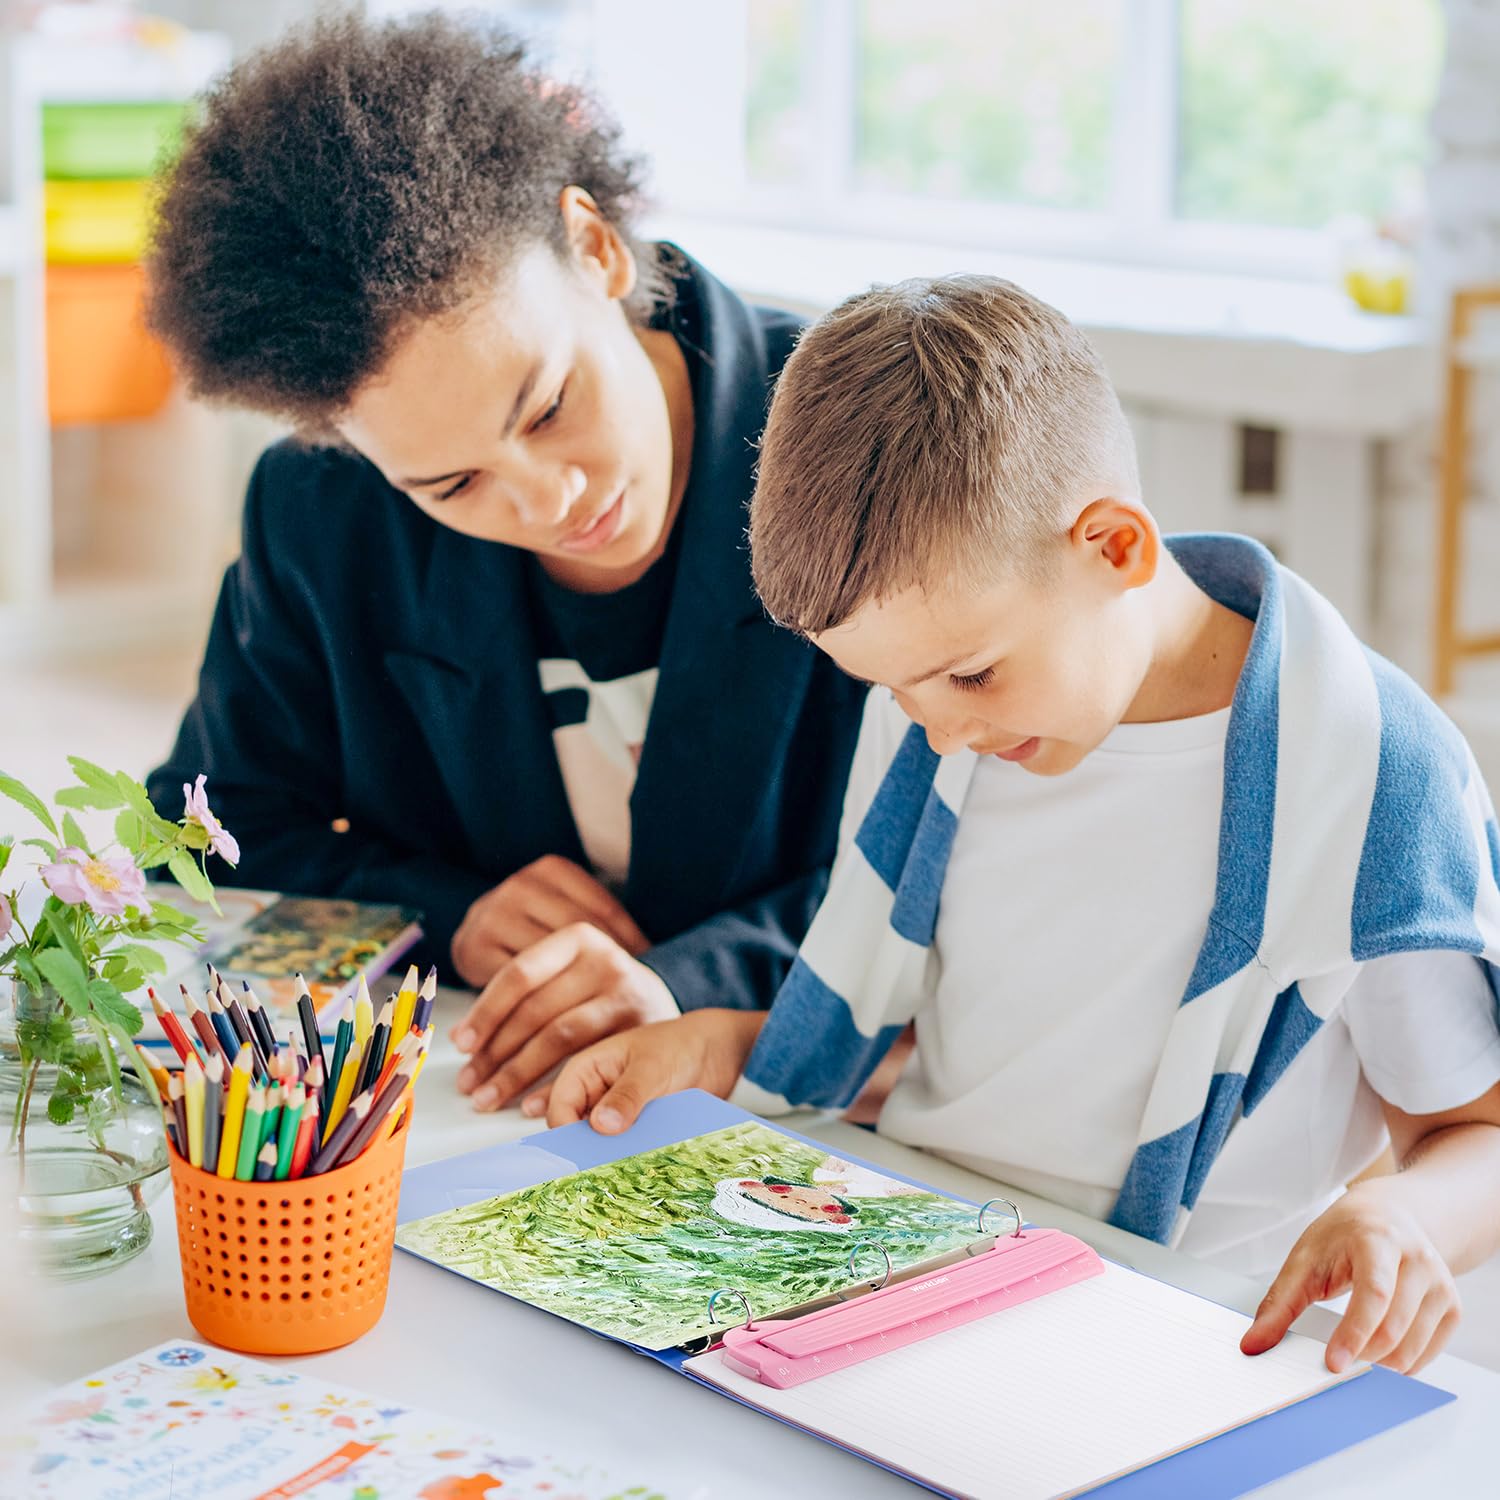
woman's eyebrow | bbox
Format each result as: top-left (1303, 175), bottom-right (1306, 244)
top-left (401, 360), bottom-right (546, 486)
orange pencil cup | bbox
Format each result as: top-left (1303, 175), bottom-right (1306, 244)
top-left (167, 1108), bottom-right (412, 1356)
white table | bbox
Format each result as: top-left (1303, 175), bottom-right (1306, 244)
top-left (5, 989), bottom-right (1496, 1498)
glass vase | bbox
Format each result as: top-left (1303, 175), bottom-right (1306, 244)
top-left (1, 980), bottom-right (167, 1279)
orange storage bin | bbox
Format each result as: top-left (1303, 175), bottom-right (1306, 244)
top-left (167, 1108), bottom-right (412, 1356)
top-left (46, 264), bottom-right (173, 426)
top-left (44, 179), bottom-right (154, 263)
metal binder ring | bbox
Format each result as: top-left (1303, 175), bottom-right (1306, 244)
top-left (846, 1238), bottom-right (893, 1290)
top-left (977, 1197), bottom-right (1024, 1237)
top-left (707, 1288), bottom-right (754, 1332)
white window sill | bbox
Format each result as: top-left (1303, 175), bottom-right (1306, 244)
top-left (651, 216), bottom-right (1438, 438)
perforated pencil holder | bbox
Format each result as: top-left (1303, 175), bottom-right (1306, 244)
top-left (166, 1107), bottom-right (412, 1356)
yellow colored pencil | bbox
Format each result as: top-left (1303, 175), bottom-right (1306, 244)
top-left (322, 1048), bottom-right (362, 1146)
top-left (353, 973), bottom-right (374, 1056)
top-left (184, 1054), bottom-right (205, 1169)
top-left (390, 963), bottom-right (420, 1045)
top-left (217, 1045), bottom-right (253, 1178)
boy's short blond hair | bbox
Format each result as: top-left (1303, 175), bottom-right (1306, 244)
top-left (750, 275), bottom-right (1140, 634)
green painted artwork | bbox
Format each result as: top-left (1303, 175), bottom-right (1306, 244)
top-left (395, 1121), bottom-right (982, 1350)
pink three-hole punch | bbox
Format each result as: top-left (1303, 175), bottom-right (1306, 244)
top-left (712, 1199), bottom-right (1104, 1390)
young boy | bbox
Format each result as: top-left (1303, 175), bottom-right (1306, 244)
top-left (532, 275), bottom-right (1500, 1376)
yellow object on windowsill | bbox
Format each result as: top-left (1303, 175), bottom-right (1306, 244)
top-left (1343, 265), bottom-right (1411, 316)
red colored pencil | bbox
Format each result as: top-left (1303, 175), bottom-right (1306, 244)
top-left (287, 1095), bottom-right (319, 1179)
top-left (148, 987), bottom-right (196, 1065)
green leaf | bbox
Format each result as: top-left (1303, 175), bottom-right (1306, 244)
top-left (113, 773), bottom-right (157, 823)
top-left (116, 941), bottom-right (168, 977)
top-left (16, 1015), bottom-right (74, 1063)
top-left (0, 835), bottom-right (12, 877)
top-left (148, 899), bottom-right (197, 930)
top-left (21, 836), bottom-right (58, 860)
top-left (68, 756), bottom-right (120, 794)
top-left (46, 1091), bottom-right (76, 1126)
top-left (87, 979), bottom-right (143, 1038)
top-left (55, 785), bottom-right (126, 812)
top-left (11, 948), bottom-right (44, 993)
top-left (60, 812), bottom-right (89, 853)
top-left (166, 849), bottom-right (218, 911)
top-left (0, 772), bottom-right (58, 837)
top-left (40, 905), bottom-right (88, 972)
top-left (113, 808), bottom-right (144, 851)
top-left (35, 947), bottom-right (91, 1019)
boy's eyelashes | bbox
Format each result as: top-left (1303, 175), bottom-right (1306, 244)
top-left (422, 380), bottom-right (571, 503)
top-left (949, 666), bottom-right (996, 692)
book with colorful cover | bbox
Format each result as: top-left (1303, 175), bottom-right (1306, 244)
top-left (0, 1341), bottom-right (661, 1500)
top-left (135, 888), bottom-right (423, 1047)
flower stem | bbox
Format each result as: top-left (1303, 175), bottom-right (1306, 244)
top-left (16, 1055), bottom-right (41, 1194)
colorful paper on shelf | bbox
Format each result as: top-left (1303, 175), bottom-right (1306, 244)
top-left (0, 1341), bottom-right (663, 1500)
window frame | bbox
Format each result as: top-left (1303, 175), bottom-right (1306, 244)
top-left (679, 0), bottom-right (1393, 282)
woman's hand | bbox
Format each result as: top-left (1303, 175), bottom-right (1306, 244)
top-left (1240, 1181), bottom-right (1461, 1375)
top-left (452, 921), bottom-right (677, 1110)
top-left (451, 855), bottom-right (649, 989)
top-left (534, 1008), bottom-right (768, 1132)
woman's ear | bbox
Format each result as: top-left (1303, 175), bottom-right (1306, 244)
top-left (558, 184), bottom-right (636, 302)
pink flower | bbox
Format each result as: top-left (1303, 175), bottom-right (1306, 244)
top-left (42, 847), bottom-right (147, 918)
top-left (182, 774), bottom-right (240, 867)
top-left (0, 893), bottom-right (11, 943)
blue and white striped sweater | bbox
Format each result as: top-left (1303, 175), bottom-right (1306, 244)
top-left (738, 534), bottom-right (1500, 1245)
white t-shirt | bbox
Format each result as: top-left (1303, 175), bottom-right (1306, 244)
top-left (870, 697), bottom-right (1500, 1277)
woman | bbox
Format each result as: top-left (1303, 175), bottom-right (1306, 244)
top-left (145, 13), bottom-right (865, 1112)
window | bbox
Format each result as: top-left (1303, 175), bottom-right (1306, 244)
top-left (741, 0), bottom-right (1442, 276)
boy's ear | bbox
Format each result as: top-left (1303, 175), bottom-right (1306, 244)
top-left (1071, 499), bottom-right (1159, 591)
top-left (558, 185), bottom-right (636, 302)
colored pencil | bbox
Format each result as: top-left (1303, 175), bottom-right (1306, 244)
top-left (183, 986), bottom-right (226, 1065)
top-left (325, 997), bottom-right (354, 1117)
top-left (411, 965), bottom-right (437, 1033)
top-left (200, 1053), bottom-right (224, 1176)
top-left (353, 973), bottom-right (374, 1056)
top-left (294, 975), bottom-right (325, 1077)
top-left (148, 987), bottom-right (196, 1064)
top-left (206, 987), bottom-right (240, 1060)
top-left (274, 1085), bottom-right (304, 1179)
top-left (323, 1048), bottom-right (361, 1145)
top-left (184, 1055), bottom-right (205, 1169)
top-left (332, 1052), bottom-right (420, 1168)
top-left (253, 1141), bottom-right (278, 1182)
top-left (167, 1072), bottom-right (188, 1157)
top-left (219, 980), bottom-right (254, 1050)
top-left (287, 1093), bottom-right (319, 1179)
top-left (133, 1044), bottom-right (170, 1100)
top-left (310, 1091), bottom-right (371, 1175)
top-left (357, 998), bottom-right (394, 1096)
top-left (261, 1083), bottom-right (284, 1161)
top-left (217, 1045), bottom-right (253, 1178)
top-left (235, 1087), bottom-right (266, 1181)
top-left (243, 983), bottom-right (277, 1062)
top-left (390, 963), bottom-right (420, 1046)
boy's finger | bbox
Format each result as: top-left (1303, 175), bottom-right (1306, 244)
top-left (451, 927), bottom-right (587, 1052)
top-left (1385, 1288), bottom-right (1455, 1374)
top-left (1326, 1244), bottom-right (1399, 1372)
top-left (1240, 1259), bottom-right (1317, 1356)
top-left (520, 1087), bottom-right (549, 1119)
top-left (546, 1045), bottom-right (617, 1128)
top-left (1359, 1263), bottom-right (1426, 1365)
top-left (588, 1062), bottom-right (660, 1135)
top-left (1409, 1303), bottom-right (1461, 1376)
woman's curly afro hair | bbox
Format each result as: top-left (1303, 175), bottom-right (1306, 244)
top-left (145, 10), bottom-right (661, 428)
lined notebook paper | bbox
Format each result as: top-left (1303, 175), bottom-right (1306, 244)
top-left (686, 1260), bottom-right (1361, 1500)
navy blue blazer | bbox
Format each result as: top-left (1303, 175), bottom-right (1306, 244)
top-left (148, 251), bottom-right (867, 1011)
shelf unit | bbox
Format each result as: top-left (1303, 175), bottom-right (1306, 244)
top-left (0, 29), bottom-right (232, 661)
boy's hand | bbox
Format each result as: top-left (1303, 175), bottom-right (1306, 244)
top-left (451, 855), bottom-right (649, 988)
top-left (1240, 1181), bottom-right (1461, 1375)
top-left (452, 923), bottom-right (678, 1111)
top-left (532, 1009), bottom-right (767, 1132)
